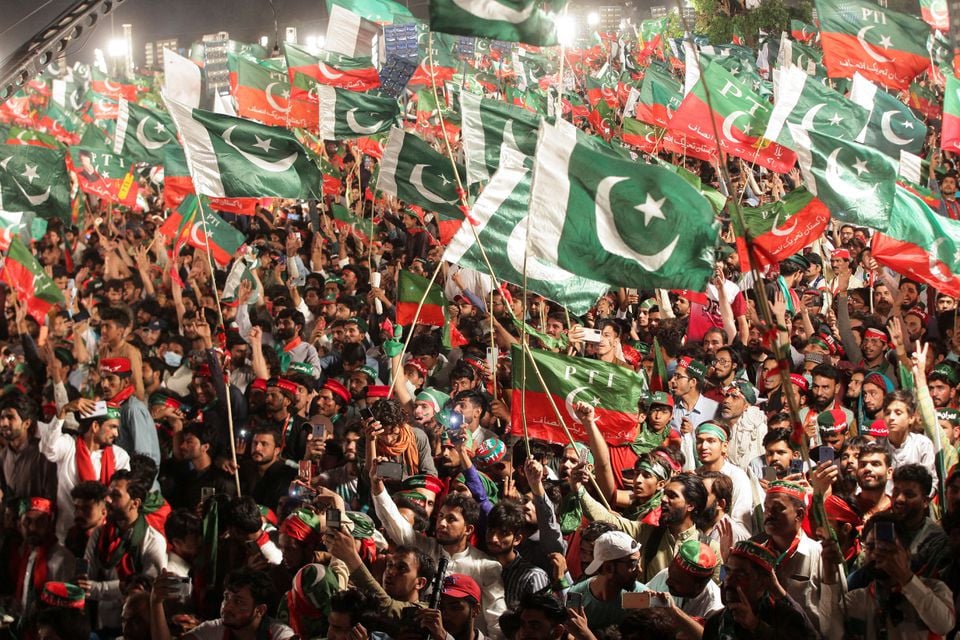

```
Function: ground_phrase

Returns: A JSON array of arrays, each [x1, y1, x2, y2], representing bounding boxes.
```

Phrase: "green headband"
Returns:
[[696, 422, 728, 442], [637, 461, 671, 481], [106, 405, 121, 420]]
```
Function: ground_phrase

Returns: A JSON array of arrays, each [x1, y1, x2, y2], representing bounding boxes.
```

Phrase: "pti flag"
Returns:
[[376, 127, 465, 220], [159, 195, 245, 266], [527, 120, 718, 291], [816, 0, 929, 90], [0, 144, 71, 220], [510, 345, 645, 446], [235, 56, 317, 130], [443, 155, 609, 315], [1, 237, 64, 322], [316, 85, 399, 140], [397, 269, 447, 326], [429, 0, 566, 46], [942, 74, 960, 154], [733, 188, 831, 272], [284, 43, 380, 95], [460, 92, 539, 185], [920, 0, 949, 31], [872, 185, 960, 297], [164, 97, 323, 200], [67, 147, 138, 208]]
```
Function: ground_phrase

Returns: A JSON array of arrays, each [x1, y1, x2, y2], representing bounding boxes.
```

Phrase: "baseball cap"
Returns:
[[442, 574, 481, 603], [585, 531, 640, 575], [647, 390, 674, 409]]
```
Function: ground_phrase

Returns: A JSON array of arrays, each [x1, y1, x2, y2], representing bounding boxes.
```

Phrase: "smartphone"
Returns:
[[201, 487, 216, 502], [566, 592, 583, 609], [789, 459, 803, 476], [762, 466, 779, 482], [293, 232, 301, 242], [326, 508, 343, 530], [171, 575, 191, 601], [582, 328, 603, 343], [361, 406, 377, 423], [76, 558, 88, 576], [816, 445, 835, 464], [622, 592, 651, 609], [377, 461, 404, 480], [299, 460, 313, 483], [312, 422, 326, 439], [876, 521, 896, 543], [486, 346, 498, 373]]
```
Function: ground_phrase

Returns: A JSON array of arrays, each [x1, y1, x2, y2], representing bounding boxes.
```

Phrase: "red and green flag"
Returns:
[[732, 188, 831, 272], [669, 59, 796, 174], [620, 118, 660, 154], [816, 0, 930, 90], [871, 185, 960, 297], [909, 81, 940, 121], [942, 74, 960, 154], [236, 56, 318, 130], [791, 19, 818, 43], [6, 127, 60, 149], [2, 236, 64, 322], [90, 69, 139, 102], [920, 0, 949, 31], [632, 65, 681, 128], [284, 43, 380, 96], [67, 146, 138, 208], [162, 146, 263, 214], [159, 195, 246, 266], [396, 269, 447, 326], [510, 345, 645, 446]]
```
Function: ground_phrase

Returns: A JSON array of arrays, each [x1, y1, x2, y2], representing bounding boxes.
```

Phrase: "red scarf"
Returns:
[[283, 336, 303, 352], [14, 542, 50, 602], [111, 385, 135, 405], [96, 516, 147, 580], [75, 438, 115, 484], [286, 588, 322, 638]]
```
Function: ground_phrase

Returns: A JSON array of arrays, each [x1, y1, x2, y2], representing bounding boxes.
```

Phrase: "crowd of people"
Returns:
[[1, 9, 960, 640]]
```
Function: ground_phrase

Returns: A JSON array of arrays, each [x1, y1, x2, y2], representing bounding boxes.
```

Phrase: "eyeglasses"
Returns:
[[671, 375, 690, 381], [714, 358, 732, 366]]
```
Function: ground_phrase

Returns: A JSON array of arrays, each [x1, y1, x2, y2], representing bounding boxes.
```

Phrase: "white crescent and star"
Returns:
[[800, 103, 826, 133], [769, 209, 799, 236], [825, 148, 877, 200], [103, 79, 122, 93], [0, 156, 51, 206], [410, 164, 456, 205], [929, 237, 951, 282], [564, 386, 599, 424], [721, 110, 750, 143], [857, 26, 892, 64], [264, 82, 292, 114], [451, 0, 536, 23], [346, 108, 387, 135], [318, 63, 344, 81], [594, 176, 678, 272], [221, 125, 298, 173], [136, 116, 171, 150], [880, 111, 914, 146]]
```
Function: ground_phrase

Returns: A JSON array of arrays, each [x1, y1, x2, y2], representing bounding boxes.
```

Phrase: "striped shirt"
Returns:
[[501, 553, 551, 611]]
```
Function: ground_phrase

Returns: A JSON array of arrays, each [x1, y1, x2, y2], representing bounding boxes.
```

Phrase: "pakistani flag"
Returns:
[[849, 73, 924, 158], [872, 185, 960, 297], [326, 0, 416, 23], [429, 0, 565, 46], [794, 126, 897, 231], [164, 97, 322, 199], [327, 5, 379, 58], [444, 155, 609, 315], [0, 144, 71, 221], [764, 65, 870, 150], [528, 119, 719, 291], [376, 127, 464, 220], [2, 237, 64, 322], [317, 86, 399, 140], [113, 99, 177, 163], [460, 92, 539, 185]]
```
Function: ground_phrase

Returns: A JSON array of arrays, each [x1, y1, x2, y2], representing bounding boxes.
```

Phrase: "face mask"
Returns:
[[164, 352, 183, 368]]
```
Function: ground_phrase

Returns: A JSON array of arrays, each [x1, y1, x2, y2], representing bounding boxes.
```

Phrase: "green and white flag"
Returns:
[[376, 127, 464, 220], [793, 125, 897, 231], [429, 0, 566, 46], [444, 151, 608, 315], [317, 86, 400, 140], [113, 98, 177, 163], [326, 0, 417, 23], [460, 91, 539, 185], [764, 65, 870, 150], [849, 72, 925, 159], [0, 144, 71, 221], [327, 4, 379, 58], [528, 119, 719, 290], [164, 96, 322, 199]]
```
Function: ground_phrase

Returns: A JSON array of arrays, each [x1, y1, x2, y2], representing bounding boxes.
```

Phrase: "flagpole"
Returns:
[[674, 0, 840, 575], [196, 198, 242, 496]]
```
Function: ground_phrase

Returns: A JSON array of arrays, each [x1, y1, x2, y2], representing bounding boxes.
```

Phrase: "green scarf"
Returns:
[[630, 425, 670, 456], [142, 490, 165, 515], [623, 490, 663, 522]]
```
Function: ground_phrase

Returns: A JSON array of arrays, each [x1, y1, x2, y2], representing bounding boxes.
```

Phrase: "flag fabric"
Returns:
[[910, 81, 940, 121], [920, 0, 949, 31], [327, 5, 380, 58], [942, 74, 960, 153], [235, 57, 318, 130], [376, 127, 464, 220], [732, 188, 831, 272], [443, 155, 609, 315], [6, 127, 60, 149], [510, 345, 645, 446], [90, 69, 138, 102], [872, 185, 960, 297], [460, 92, 539, 185], [650, 336, 668, 393], [777, 34, 827, 78], [317, 86, 399, 140], [428, 0, 565, 46], [0, 144, 71, 220], [164, 97, 323, 200], [791, 19, 818, 43], [163, 48, 202, 109], [67, 146, 138, 208], [764, 65, 871, 150], [620, 118, 661, 154], [113, 99, 177, 163], [159, 195, 246, 266], [2, 237, 64, 322], [849, 73, 924, 158], [669, 59, 797, 173], [794, 127, 897, 231], [90, 96, 120, 121], [326, 0, 416, 23], [528, 118, 719, 291], [397, 270, 447, 326], [816, 0, 930, 90], [284, 43, 381, 94], [633, 64, 682, 129]]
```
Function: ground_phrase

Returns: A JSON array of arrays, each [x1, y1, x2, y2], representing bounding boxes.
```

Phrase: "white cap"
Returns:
[[585, 531, 640, 575]]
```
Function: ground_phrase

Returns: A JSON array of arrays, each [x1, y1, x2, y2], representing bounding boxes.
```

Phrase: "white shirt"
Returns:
[[720, 459, 756, 534], [38, 417, 131, 541], [727, 406, 768, 469], [887, 432, 937, 482], [646, 567, 723, 619], [19, 543, 75, 616], [673, 393, 719, 471], [188, 619, 295, 640]]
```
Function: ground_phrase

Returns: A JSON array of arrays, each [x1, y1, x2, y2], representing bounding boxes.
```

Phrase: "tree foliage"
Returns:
[[683, 0, 813, 46]]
